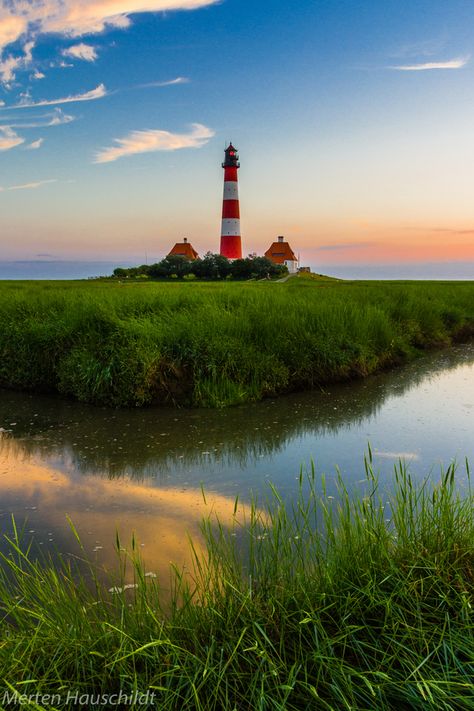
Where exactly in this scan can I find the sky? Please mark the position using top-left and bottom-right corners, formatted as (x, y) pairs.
(1, 0), (474, 277)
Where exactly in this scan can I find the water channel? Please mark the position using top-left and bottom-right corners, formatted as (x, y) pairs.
(0, 344), (473, 586)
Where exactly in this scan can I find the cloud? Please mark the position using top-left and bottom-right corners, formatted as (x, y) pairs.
(0, 1), (217, 84)
(6, 179), (57, 191)
(32, 71), (45, 79)
(63, 43), (98, 62)
(0, 14), (27, 52)
(391, 56), (469, 71)
(0, 40), (34, 84)
(49, 108), (75, 125)
(0, 1), (219, 77)
(0, 126), (23, 150)
(8, 84), (108, 108)
(138, 76), (190, 88)
(0, 108), (72, 150)
(431, 227), (474, 235)
(0, 108), (75, 128)
(48, 1), (219, 37)
(94, 122), (214, 163)
(0, 54), (22, 83)
(24, 138), (44, 149)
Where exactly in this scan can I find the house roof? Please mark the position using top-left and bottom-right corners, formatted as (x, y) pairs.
(167, 241), (199, 260)
(264, 241), (297, 264)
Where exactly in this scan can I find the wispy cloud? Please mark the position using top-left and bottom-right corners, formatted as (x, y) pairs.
(95, 123), (214, 163)
(24, 138), (44, 150)
(391, 56), (469, 71)
(138, 76), (190, 88)
(6, 84), (108, 109)
(431, 227), (474, 235)
(0, 126), (24, 151)
(0, 108), (75, 128)
(63, 43), (98, 62)
(0, 179), (57, 191)
(0, 108), (73, 149)
(48, 108), (75, 126)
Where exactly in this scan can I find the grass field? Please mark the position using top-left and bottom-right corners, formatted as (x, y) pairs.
(0, 455), (473, 710)
(0, 277), (472, 407)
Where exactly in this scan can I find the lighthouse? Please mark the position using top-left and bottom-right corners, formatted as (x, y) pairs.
(220, 143), (242, 259)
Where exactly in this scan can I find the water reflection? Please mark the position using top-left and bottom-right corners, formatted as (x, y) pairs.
(0, 445), (250, 589)
(0, 344), (473, 579)
(1, 344), (472, 484)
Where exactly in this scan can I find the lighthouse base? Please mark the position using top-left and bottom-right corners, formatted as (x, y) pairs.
(220, 235), (242, 260)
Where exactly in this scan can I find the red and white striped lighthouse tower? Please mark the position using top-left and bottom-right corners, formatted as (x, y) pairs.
(220, 143), (242, 259)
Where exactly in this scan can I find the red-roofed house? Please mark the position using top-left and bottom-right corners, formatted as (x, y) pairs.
(264, 236), (298, 274)
(167, 238), (199, 260)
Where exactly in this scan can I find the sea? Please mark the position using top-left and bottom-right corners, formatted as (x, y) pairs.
(0, 260), (472, 280)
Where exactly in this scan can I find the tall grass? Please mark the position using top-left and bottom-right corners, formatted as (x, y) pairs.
(0, 456), (473, 709)
(0, 278), (472, 407)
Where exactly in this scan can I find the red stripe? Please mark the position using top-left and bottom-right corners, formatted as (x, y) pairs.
(222, 200), (240, 218)
(220, 235), (242, 259)
(224, 166), (238, 182)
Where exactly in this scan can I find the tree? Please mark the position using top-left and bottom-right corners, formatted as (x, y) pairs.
(191, 253), (232, 280)
(148, 256), (191, 279)
(230, 258), (253, 280)
(250, 256), (287, 278)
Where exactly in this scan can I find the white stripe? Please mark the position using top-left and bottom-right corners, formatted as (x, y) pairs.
(221, 218), (241, 236)
(223, 181), (239, 200)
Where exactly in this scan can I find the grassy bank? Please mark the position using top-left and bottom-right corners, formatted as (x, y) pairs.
(0, 278), (473, 407)
(0, 456), (473, 709)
